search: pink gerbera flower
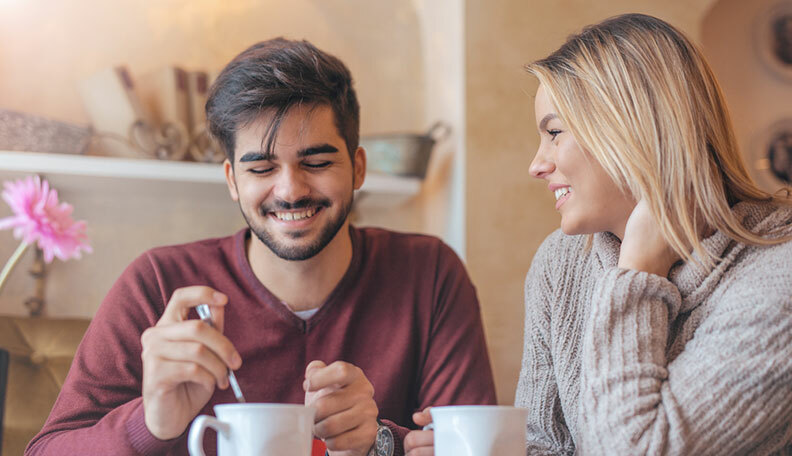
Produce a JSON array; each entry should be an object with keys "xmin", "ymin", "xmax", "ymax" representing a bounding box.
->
[{"xmin": 0, "ymin": 175, "xmax": 92, "ymax": 263}]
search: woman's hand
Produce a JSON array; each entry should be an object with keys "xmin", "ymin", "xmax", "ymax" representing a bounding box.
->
[
  {"xmin": 404, "ymin": 407, "xmax": 434, "ymax": 456},
  {"xmin": 618, "ymin": 199, "xmax": 679, "ymax": 277}
]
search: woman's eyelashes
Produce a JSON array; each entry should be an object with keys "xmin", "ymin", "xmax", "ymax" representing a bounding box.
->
[{"xmin": 547, "ymin": 129, "xmax": 562, "ymax": 141}]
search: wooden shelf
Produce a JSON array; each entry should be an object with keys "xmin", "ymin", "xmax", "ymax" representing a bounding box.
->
[{"xmin": 0, "ymin": 150, "xmax": 422, "ymax": 198}]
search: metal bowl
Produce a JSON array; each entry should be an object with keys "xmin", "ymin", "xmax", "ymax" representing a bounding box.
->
[{"xmin": 360, "ymin": 122, "xmax": 450, "ymax": 178}]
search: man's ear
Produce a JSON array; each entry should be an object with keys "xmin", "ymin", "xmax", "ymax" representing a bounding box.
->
[
  {"xmin": 224, "ymin": 159, "xmax": 239, "ymax": 201},
  {"xmin": 353, "ymin": 146, "xmax": 366, "ymax": 190}
]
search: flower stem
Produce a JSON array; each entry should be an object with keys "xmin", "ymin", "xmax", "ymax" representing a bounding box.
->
[{"xmin": 0, "ymin": 241, "xmax": 30, "ymax": 296}]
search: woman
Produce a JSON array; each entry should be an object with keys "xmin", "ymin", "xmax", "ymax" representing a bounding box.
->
[
  {"xmin": 517, "ymin": 13, "xmax": 792, "ymax": 455},
  {"xmin": 403, "ymin": 12, "xmax": 792, "ymax": 456}
]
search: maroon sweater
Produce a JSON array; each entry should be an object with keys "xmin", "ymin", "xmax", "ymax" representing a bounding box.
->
[{"xmin": 26, "ymin": 227, "xmax": 496, "ymax": 455}]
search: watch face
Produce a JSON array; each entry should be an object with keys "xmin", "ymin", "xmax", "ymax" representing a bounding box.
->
[{"xmin": 374, "ymin": 425, "xmax": 394, "ymax": 456}]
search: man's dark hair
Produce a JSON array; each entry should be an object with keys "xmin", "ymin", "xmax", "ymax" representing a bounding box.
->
[{"xmin": 206, "ymin": 38, "xmax": 360, "ymax": 162}]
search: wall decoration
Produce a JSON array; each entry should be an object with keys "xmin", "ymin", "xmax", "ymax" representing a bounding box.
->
[
  {"xmin": 749, "ymin": 119, "xmax": 792, "ymax": 192},
  {"xmin": 755, "ymin": 0, "xmax": 792, "ymax": 81}
]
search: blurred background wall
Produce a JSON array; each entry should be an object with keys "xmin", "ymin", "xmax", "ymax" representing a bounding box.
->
[{"xmin": 3, "ymin": 0, "xmax": 790, "ymax": 406}]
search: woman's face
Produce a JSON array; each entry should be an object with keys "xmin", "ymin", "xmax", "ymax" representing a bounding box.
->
[{"xmin": 529, "ymin": 84, "xmax": 635, "ymax": 239}]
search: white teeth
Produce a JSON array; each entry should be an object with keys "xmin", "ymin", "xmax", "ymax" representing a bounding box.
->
[
  {"xmin": 554, "ymin": 187, "xmax": 571, "ymax": 201},
  {"xmin": 274, "ymin": 208, "xmax": 317, "ymax": 221}
]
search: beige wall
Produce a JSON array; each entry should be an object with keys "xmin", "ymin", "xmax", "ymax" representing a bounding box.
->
[
  {"xmin": 0, "ymin": 0, "xmax": 425, "ymax": 135},
  {"xmin": 465, "ymin": 0, "xmax": 716, "ymax": 404},
  {"xmin": 702, "ymin": 0, "xmax": 792, "ymax": 193}
]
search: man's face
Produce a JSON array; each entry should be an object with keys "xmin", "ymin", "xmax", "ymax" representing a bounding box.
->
[{"xmin": 225, "ymin": 104, "xmax": 366, "ymax": 261}]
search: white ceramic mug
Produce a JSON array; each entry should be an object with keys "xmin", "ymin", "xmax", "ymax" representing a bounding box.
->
[
  {"xmin": 423, "ymin": 405, "xmax": 528, "ymax": 456},
  {"xmin": 188, "ymin": 403, "xmax": 315, "ymax": 456}
]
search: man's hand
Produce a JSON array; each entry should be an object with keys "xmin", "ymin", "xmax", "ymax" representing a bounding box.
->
[
  {"xmin": 618, "ymin": 199, "xmax": 680, "ymax": 277},
  {"xmin": 304, "ymin": 360, "xmax": 379, "ymax": 456},
  {"xmin": 405, "ymin": 407, "xmax": 434, "ymax": 456},
  {"xmin": 141, "ymin": 286, "xmax": 242, "ymax": 440}
]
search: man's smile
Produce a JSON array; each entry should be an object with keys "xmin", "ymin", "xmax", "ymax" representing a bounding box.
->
[{"xmin": 270, "ymin": 207, "xmax": 322, "ymax": 222}]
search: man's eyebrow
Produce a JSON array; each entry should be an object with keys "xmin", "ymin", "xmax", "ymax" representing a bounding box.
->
[
  {"xmin": 239, "ymin": 151, "xmax": 275, "ymax": 162},
  {"xmin": 298, "ymin": 144, "xmax": 339, "ymax": 158},
  {"xmin": 238, "ymin": 144, "xmax": 339, "ymax": 162},
  {"xmin": 538, "ymin": 113, "xmax": 558, "ymax": 132}
]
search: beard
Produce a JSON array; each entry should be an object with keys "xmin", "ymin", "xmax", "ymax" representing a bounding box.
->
[{"xmin": 239, "ymin": 193, "xmax": 353, "ymax": 261}]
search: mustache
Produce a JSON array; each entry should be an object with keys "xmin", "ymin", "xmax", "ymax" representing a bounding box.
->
[{"xmin": 260, "ymin": 197, "xmax": 331, "ymax": 213}]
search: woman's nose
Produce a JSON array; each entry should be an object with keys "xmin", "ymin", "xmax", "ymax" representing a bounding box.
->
[{"xmin": 529, "ymin": 146, "xmax": 555, "ymax": 179}]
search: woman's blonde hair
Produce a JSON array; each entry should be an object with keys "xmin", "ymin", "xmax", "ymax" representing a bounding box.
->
[{"xmin": 527, "ymin": 13, "xmax": 791, "ymax": 267}]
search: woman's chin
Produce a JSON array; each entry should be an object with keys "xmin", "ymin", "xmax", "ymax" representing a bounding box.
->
[{"xmin": 559, "ymin": 218, "xmax": 592, "ymax": 236}]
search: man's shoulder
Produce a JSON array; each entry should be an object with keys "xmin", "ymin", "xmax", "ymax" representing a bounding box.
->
[
  {"xmin": 355, "ymin": 226, "xmax": 451, "ymax": 254},
  {"xmin": 353, "ymin": 226, "xmax": 464, "ymax": 273},
  {"xmin": 138, "ymin": 230, "xmax": 242, "ymax": 267}
]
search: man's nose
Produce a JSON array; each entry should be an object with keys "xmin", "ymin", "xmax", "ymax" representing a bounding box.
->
[
  {"xmin": 529, "ymin": 145, "xmax": 555, "ymax": 179},
  {"xmin": 272, "ymin": 166, "xmax": 311, "ymax": 202}
]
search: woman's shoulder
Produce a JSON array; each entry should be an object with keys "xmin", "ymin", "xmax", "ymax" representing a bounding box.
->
[
  {"xmin": 727, "ymin": 235, "xmax": 792, "ymax": 299},
  {"xmin": 736, "ymin": 200, "xmax": 792, "ymax": 237},
  {"xmin": 715, "ymin": 202, "xmax": 792, "ymax": 301}
]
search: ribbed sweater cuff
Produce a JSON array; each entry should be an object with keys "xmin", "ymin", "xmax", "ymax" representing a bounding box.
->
[
  {"xmin": 585, "ymin": 268, "xmax": 681, "ymax": 371},
  {"xmin": 381, "ymin": 419, "xmax": 406, "ymax": 456},
  {"xmin": 125, "ymin": 400, "xmax": 182, "ymax": 455},
  {"xmin": 595, "ymin": 268, "xmax": 681, "ymax": 319}
]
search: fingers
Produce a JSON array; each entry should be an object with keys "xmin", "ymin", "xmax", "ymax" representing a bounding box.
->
[
  {"xmin": 143, "ymin": 339, "xmax": 231, "ymax": 389},
  {"xmin": 159, "ymin": 286, "xmax": 228, "ymax": 329},
  {"xmin": 304, "ymin": 361, "xmax": 368, "ymax": 392},
  {"xmin": 305, "ymin": 359, "xmax": 327, "ymax": 376},
  {"xmin": 142, "ymin": 319, "xmax": 242, "ymax": 371},
  {"xmin": 405, "ymin": 446, "xmax": 435, "ymax": 456},
  {"xmin": 405, "ymin": 407, "xmax": 434, "ymax": 455},
  {"xmin": 304, "ymin": 360, "xmax": 378, "ymax": 453},
  {"xmin": 143, "ymin": 358, "xmax": 219, "ymax": 393},
  {"xmin": 412, "ymin": 407, "xmax": 433, "ymax": 427},
  {"xmin": 313, "ymin": 399, "xmax": 377, "ymax": 440},
  {"xmin": 321, "ymin": 416, "xmax": 378, "ymax": 453},
  {"xmin": 308, "ymin": 381, "xmax": 377, "ymax": 423},
  {"xmin": 404, "ymin": 429, "xmax": 435, "ymax": 455}
]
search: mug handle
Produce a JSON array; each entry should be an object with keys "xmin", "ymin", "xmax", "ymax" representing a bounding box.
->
[
  {"xmin": 422, "ymin": 423, "xmax": 434, "ymax": 431},
  {"xmin": 188, "ymin": 414, "xmax": 231, "ymax": 456}
]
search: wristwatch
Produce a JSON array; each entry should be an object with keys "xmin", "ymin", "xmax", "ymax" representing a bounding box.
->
[
  {"xmin": 367, "ymin": 419, "xmax": 394, "ymax": 456},
  {"xmin": 323, "ymin": 420, "xmax": 394, "ymax": 456}
]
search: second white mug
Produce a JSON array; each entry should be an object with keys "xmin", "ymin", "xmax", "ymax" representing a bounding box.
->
[{"xmin": 424, "ymin": 405, "xmax": 528, "ymax": 456}]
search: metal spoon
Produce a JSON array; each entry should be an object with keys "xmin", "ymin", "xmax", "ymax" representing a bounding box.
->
[{"xmin": 195, "ymin": 304, "xmax": 246, "ymax": 403}]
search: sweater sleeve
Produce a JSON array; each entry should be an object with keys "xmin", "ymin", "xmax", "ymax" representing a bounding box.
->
[
  {"xmin": 578, "ymin": 267, "xmax": 792, "ymax": 455},
  {"xmin": 25, "ymin": 253, "xmax": 179, "ymax": 455},
  {"xmin": 515, "ymin": 235, "xmax": 575, "ymax": 455}
]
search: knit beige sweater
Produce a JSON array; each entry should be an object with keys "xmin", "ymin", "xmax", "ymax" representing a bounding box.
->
[{"xmin": 515, "ymin": 202, "xmax": 792, "ymax": 455}]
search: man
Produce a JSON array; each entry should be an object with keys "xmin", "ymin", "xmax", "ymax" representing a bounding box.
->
[{"xmin": 26, "ymin": 38, "xmax": 495, "ymax": 456}]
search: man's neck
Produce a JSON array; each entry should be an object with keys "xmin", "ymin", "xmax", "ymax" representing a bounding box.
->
[{"xmin": 246, "ymin": 225, "xmax": 354, "ymax": 312}]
